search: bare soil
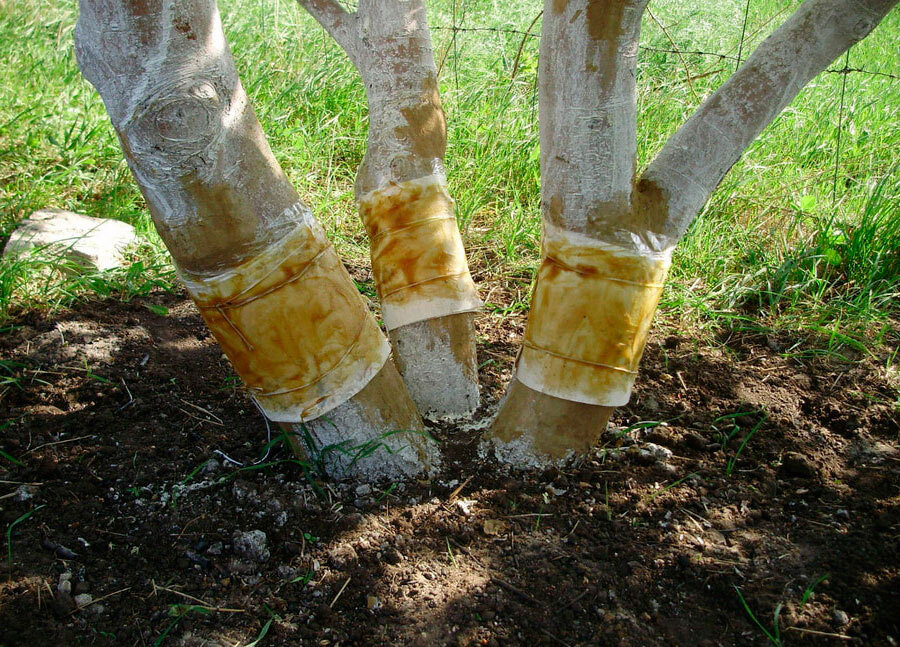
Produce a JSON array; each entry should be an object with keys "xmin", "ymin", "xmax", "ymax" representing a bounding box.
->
[{"xmin": 1, "ymin": 289, "xmax": 898, "ymax": 646}]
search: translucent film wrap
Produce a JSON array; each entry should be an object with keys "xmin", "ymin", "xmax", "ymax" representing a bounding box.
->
[
  {"xmin": 516, "ymin": 222, "xmax": 672, "ymax": 407},
  {"xmin": 181, "ymin": 212, "xmax": 391, "ymax": 423},
  {"xmin": 358, "ymin": 175, "xmax": 481, "ymax": 330}
]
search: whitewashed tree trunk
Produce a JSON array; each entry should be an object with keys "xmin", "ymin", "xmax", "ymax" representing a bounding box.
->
[
  {"xmin": 298, "ymin": 0, "xmax": 482, "ymax": 420},
  {"xmin": 75, "ymin": 0, "xmax": 437, "ymax": 481},
  {"xmin": 486, "ymin": 0, "xmax": 898, "ymax": 466}
]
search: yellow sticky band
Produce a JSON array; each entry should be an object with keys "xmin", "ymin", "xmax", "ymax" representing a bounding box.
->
[
  {"xmin": 516, "ymin": 223, "xmax": 671, "ymax": 407},
  {"xmin": 358, "ymin": 175, "xmax": 481, "ymax": 330},
  {"xmin": 181, "ymin": 216, "xmax": 390, "ymax": 423}
]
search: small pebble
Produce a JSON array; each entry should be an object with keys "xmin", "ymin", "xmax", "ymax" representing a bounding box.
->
[
  {"xmin": 14, "ymin": 485, "xmax": 36, "ymax": 502},
  {"xmin": 834, "ymin": 609, "xmax": 850, "ymax": 626},
  {"xmin": 232, "ymin": 529, "xmax": 269, "ymax": 563},
  {"xmin": 202, "ymin": 459, "xmax": 221, "ymax": 475}
]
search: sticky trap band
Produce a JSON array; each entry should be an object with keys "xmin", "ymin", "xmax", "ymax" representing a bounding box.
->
[
  {"xmin": 358, "ymin": 175, "xmax": 481, "ymax": 330},
  {"xmin": 516, "ymin": 222, "xmax": 672, "ymax": 407},
  {"xmin": 181, "ymin": 217, "xmax": 390, "ymax": 423}
]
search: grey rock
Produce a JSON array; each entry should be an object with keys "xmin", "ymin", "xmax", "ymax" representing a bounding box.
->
[
  {"xmin": 74, "ymin": 593, "xmax": 93, "ymax": 608},
  {"xmin": 3, "ymin": 209, "xmax": 137, "ymax": 271},
  {"xmin": 14, "ymin": 484, "xmax": 36, "ymax": 502},
  {"xmin": 642, "ymin": 442, "xmax": 674, "ymax": 461},
  {"xmin": 232, "ymin": 529, "xmax": 269, "ymax": 563},
  {"xmin": 834, "ymin": 609, "xmax": 850, "ymax": 626},
  {"xmin": 630, "ymin": 442, "xmax": 673, "ymax": 463}
]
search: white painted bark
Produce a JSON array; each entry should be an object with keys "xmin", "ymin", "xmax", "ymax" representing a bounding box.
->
[
  {"xmin": 75, "ymin": 0, "xmax": 436, "ymax": 480},
  {"xmin": 299, "ymin": 0, "xmax": 447, "ymax": 192},
  {"xmin": 488, "ymin": 0, "xmax": 897, "ymax": 467},
  {"xmin": 539, "ymin": 0, "xmax": 649, "ymax": 249},
  {"xmin": 298, "ymin": 0, "xmax": 481, "ymax": 420}
]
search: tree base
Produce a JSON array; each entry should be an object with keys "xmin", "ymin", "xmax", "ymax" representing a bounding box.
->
[
  {"xmin": 283, "ymin": 360, "xmax": 437, "ymax": 481},
  {"xmin": 484, "ymin": 378, "xmax": 613, "ymax": 468},
  {"xmin": 389, "ymin": 312, "xmax": 480, "ymax": 420}
]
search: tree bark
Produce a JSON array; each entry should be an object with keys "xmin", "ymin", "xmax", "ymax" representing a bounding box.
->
[
  {"xmin": 298, "ymin": 0, "xmax": 481, "ymax": 420},
  {"xmin": 487, "ymin": 0, "xmax": 897, "ymax": 467},
  {"xmin": 75, "ymin": 0, "xmax": 435, "ymax": 480}
]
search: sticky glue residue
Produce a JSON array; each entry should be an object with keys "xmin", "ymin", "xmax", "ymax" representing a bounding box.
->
[
  {"xmin": 358, "ymin": 175, "xmax": 481, "ymax": 330},
  {"xmin": 516, "ymin": 222, "xmax": 672, "ymax": 407},
  {"xmin": 181, "ymin": 215, "xmax": 390, "ymax": 422}
]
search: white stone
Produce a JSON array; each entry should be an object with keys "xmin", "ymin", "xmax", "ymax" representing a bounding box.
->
[
  {"xmin": 74, "ymin": 593, "xmax": 93, "ymax": 607},
  {"xmin": 14, "ymin": 484, "xmax": 36, "ymax": 502},
  {"xmin": 3, "ymin": 209, "xmax": 137, "ymax": 271},
  {"xmin": 635, "ymin": 443, "xmax": 674, "ymax": 462}
]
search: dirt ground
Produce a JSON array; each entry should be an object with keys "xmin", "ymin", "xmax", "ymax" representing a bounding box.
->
[{"xmin": 1, "ymin": 286, "xmax": 898, "ymax": 647}]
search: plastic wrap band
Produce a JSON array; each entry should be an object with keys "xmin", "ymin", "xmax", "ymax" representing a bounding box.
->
[
  {"xmin": 181, "ymin": 214, "xmax": 391, "ymax": 423},
  {"xmin": 358, "ymin": 175, "xmax": 481, "ymax": 330},
  {"xmin": 516, "ymin": 222, "xmax": 672, "ymax": 407}
]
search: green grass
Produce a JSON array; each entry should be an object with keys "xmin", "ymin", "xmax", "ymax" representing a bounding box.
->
[
  {"xmin": 153, "ymin": 605, "xmax": 212, "ymax": 646},
  {"xmin": 0, "ymin": 0, "xmax": 897, "ymax": 352},
  {"xmin": 6, "ymin": 504, "xmax": 45, "ymax": 578},
  {"xmin": 726, "ymin": 416, "xmax": 767, "ymax": 476},
  {"xmin": 734, "ymin": 586, "xmax": 783, "ymax": 647}
]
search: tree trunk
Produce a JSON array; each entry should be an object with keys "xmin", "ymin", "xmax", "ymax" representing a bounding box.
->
[
  {"xmin": 75, "ymin": 0, "xmax": 436, "ymax": 480},
  {"xmin": 299, "ymin": 0, "xmax": 481, "ymax": 419},
  {"xmin": 487, "ymin": 0, "xmax": 652, "ymax": 465},
  {"xmin": 486, "ymin": 0, "xmax": 897, "ymax": 467}
]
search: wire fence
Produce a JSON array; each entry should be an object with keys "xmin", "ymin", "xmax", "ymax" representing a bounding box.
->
[
  {"xmin": 429, "ymin": 4, "xmax": 897, "ymax": 208},
  {"xmin": 428, "ymin": 26, "xmax": 899, "ymax": 81}
]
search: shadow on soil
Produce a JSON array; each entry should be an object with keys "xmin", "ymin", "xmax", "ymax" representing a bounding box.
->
[{"xmin": 1, "ymin": 292, "xmax": 898, "ymax": 646}]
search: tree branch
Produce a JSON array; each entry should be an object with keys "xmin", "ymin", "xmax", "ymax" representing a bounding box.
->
[
  {"xmin": 641, "ymin": 0, "xmax": 898, "ymax": 246},
  {"xmin": 296, "ymin": 0, "xmax": 360, "ymax": 64}
]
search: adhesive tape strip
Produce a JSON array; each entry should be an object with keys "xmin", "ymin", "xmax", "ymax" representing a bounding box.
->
[
  {"xmin": 181, "ymin": 214, "xmax": 390, "ymax": 423},
  {"xmin": 516, "ymin": 222, "xmax": 672, "ymax": 407},
  {"xmin": 358, "ymin": 175, "xmax": 481, "ymax": 330}
]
